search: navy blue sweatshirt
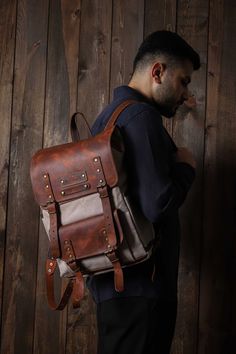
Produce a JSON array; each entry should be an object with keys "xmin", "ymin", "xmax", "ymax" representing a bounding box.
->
[{"xmin": 86, "ymin": 85, "xmax": 195, "ymax": 303}]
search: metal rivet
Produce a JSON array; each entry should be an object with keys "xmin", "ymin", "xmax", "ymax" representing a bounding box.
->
[
  {"xmin": 64, "ymin": 240, "xmax": 68, "ymax": 244},
  {"xmin": 96, "ymin": 168, "xmax": 100, "ymax": 173},
  {"xmin": 69, "ymin": 254, "xmax": 72, "ymax": 258},
  {"xmin": 48, "ymin": 268, "xmax": 52, "ymax": 273},
  {"xmin": 48, "ymin": 195, "xmax": 52, "ymax": 199},
  {"xmin": 84, "ymin": 184, "xmax": 88, "ymax": 188},
  {"xmin": 43, "ymin": 174, "xmax": 47, "ymax": 179},
  {"xmin": 49, "ymin": 262, "xmax": 53, "ymax": 266},
  {"xmin": 103, "ymin": 230, "xmax": 106, "ymax": 235},
  {"xmin": 81, "ymin": 173, "xmax": 85, "ymax": 178},
  {"xmin": 107, "ymin": 244, "xmax": 111, "ymax": 248},
  {"xmin": 45, "ymin": 185, "xmax": 49, "ymax": 189},
  {"xmin": 61, "ymin": 191, "xmax": 65, "ymax": 195},
  {"xmin": 105, "ymin": 237, "xmax": 108, "ymax": 241},
  {"xmin": 67, "ymin": 247, "xmax": 70, "ymax": 251},
  {"xmin": 60, "ymin": 180, "xmax": 64, "ymax": 184},
  {"xmin": 99, "ymin": 179, "xmax": 103, "ymax": 183},
  {"xmin": 93, "ymin": 157, "xmax": 98, "ymax": 162}
]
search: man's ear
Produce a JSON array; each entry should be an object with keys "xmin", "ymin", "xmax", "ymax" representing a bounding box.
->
[{"xmin": 151, "ymin": 63, "xmax": 166, "ymax": 84}]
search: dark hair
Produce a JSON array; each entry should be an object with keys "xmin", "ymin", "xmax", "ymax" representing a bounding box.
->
[{"xmin": 133, "ymin": 30, "xmax": 200, "ymax": 72}]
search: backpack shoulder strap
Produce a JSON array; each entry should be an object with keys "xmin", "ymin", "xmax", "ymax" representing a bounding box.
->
[
  {"xmin": 46, "ymin": 258, "xmax": 84, "ymax": 311},
  {"xmin": 70, "ymin": 99, "xmax": 136, "ymax": 142},
  {"xmin": 104, "ymin": 99, "xmax": 137, "ymax": 130}
]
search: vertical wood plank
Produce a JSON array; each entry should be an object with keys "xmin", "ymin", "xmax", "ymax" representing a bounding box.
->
[
  {"xmin": 76, "ymin": 0, "xmax": 112, "ymax": 124},
  {"xmin": 61, "ymin": 0, "xmax": 81, "ymax": 119},
  {"xmin": 199, "ymin": 0, "xmax": 236, "ymax": 353},
  {"xmin": 33, "ymin": 1, "xmax": 80, "ymax": 354},
  {"xmin": 144, "ymin": 0, "xmax": 177, "ymax": 135},
  {"xmin": 172, "ymin": 1, "xmax": 209, "ymax": 353},
  {"xmin": 109, "ymin": 0, "xmax": 144, "ymax": 98},
  {"xmin": 1, "ymin": 0, "xmax": 49, "ymax": 353},
  {"xmin": 145, "ymin": 0, "xmax": 177, "ymax": 35},
  {"xmin": 0, "ymin": 0, "xmax": 17, "ymax": 332},
  {"xmin": 66, "ymin": 1, "xmax": 113, "ymax": 353}
]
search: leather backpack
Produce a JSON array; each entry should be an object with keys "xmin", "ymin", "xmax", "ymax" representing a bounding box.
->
[{"xmin": 30, "ymin": 100, "xmax": 155, "ymax": 310}]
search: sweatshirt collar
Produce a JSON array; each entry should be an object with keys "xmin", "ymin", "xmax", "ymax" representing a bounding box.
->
[{"xmin": 113, "ymin": 85, "xmax": 153, "ymax": 106}]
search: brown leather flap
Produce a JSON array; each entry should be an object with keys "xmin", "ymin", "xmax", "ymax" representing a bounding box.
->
[
  {"xmin": 30, "ymin": 126, "xmax": 121, "ymax": 206},
  {"xmin": 59, "ymin": 214, "xmax": 115, "ymax": 260}
]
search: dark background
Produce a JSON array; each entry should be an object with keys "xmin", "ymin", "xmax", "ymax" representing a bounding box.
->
[{"xmin": 1, "ymin": 0, "xmax": 236, "ymax": 353}]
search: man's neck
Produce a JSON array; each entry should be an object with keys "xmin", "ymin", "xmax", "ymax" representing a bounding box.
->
[{"xmin": 128, "ymin": 78, "xmax": 152, "ymax": 102}]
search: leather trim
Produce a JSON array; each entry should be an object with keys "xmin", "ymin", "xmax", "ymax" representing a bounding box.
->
[{"xmin": 46, "ymin": 258, "xmax": 73, "ymax": 311}]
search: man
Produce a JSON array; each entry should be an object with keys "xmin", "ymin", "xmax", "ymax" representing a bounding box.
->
[{"xmin": 87, "ymin": 30, "xmax": 200, "ymax": 354}]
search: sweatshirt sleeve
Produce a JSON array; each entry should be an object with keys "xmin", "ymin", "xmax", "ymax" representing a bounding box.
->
[{"xmin": 121, "ymin": 108, "xmax": 195, "ymax": 223}]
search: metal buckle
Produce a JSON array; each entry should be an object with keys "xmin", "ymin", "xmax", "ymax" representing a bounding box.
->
[{"xmin": 104, "ymin": 249, "xmax": 119, "ymax": 263}]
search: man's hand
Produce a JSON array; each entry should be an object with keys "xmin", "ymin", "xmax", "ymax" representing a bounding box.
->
[{"xmin": 175, "ymin": 147, "xmax": 196, "ymax": 169}]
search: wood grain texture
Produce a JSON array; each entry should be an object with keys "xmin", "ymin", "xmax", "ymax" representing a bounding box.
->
[
  {"xmin": 172, "ymin": 1, "xmax": 209, "ymax": 353},
  {"xmin": 61, "ymin": 0, "xmax": 81, "ymax": 119},
  {"xmin": 1, "ymin": 0, "xmax": 49, "ymax": 353},
  {"xmin": 109, "ymin": 0, "xmax": 144, "ymax": 98},
  {"xmin": 66, "ymin": 291, "xmax": 97, "ymax": 354},
  {"xmin": 33, "ymin": 1, "xmax": 80, "ymax": 354},
  {"xmin": 0, "ymin": 0, "xmax": 17, "ymax": 334},
  {"xmin": 145, "ymin": 0, "xmax": 177, "ymax": 35},
  {"xmin": 199, "ymin": 0, "xmax": 236, "ymax": 353},
  {"xmin": 77, "ymin": 0, "xmax": 112, "ymax": 125},
  {"xmin": 0, "ymin": 2, "xmax": 236, "ymax": 353}
]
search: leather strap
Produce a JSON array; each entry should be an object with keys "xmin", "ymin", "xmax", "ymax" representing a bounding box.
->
[
  {"xmin": 105, "ymin": 251, "xmax": 124, "ymax": 292},
  {"xmin": 70, "ymin": 112, "xmax": 92, "ymax": 142},
  {"xmin": 102, "ymin": 100, "xmax": 136, "ymax": 292},
  {"xmin": 113, "ymin": 209, "xmax": 124, "ymax": 244},
  {"xmin": 105, "ymin": 99, "xmax": 137, "ymax": 130},
  {"xmin": 46, "ymin": 258, "xmax": 85, "ymax": 310},
  {"xmin": 47, "ymin": 202, "xmax": 60, "ymax": 259},
  {"xmin": 46, "ymin": 258, "xmax": 73, "ymax": 310},
  {"xmin": 71, "ymin": 100, "xmax": 137, "ymax": 142},
  {"xmin": 43, "ymin": 173, "xmax": 60, "ymax": 259},
  {"xmin": 98, "ymin": 185, "xmax": 117, "ymax": 249}
]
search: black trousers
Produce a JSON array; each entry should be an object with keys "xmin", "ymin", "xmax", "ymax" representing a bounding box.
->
[{"xmin": 96, "ymin": 296, "xmax": 177, "ymax": 354}]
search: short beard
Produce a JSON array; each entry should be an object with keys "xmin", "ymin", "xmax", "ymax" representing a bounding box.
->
[
  {"xmin": 154, "ymin": 83, "xmax": 178, "ymax": 118},
  {"xmin": 153, "ymin": 96, "xmax": 178, "ymax": 118}
]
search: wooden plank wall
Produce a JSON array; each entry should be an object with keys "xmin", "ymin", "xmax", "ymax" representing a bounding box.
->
[{"xmin": 0, "ymin": 0, "xmax": 235, "ymax": 353}]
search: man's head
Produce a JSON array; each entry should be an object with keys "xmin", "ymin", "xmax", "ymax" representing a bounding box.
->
[{"xmin": 129, "ymin": 31, "xmax": 200, "ymax": 118}]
